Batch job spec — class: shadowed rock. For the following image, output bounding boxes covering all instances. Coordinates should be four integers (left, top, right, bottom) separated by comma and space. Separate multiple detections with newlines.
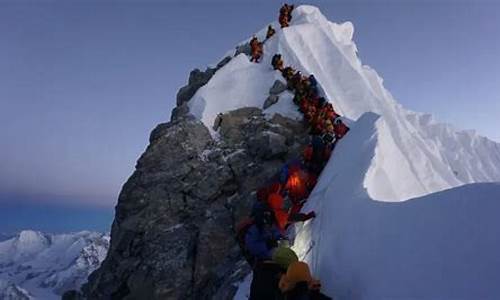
81, 107, 309, 299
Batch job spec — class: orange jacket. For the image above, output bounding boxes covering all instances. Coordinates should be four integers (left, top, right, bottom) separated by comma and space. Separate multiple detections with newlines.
285, 170, 309, 202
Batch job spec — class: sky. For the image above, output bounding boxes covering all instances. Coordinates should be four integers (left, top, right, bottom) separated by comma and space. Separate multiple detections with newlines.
1, 0, 499, 232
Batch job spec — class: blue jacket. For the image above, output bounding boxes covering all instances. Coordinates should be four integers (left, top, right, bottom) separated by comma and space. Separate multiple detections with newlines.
245, 224, 283, 260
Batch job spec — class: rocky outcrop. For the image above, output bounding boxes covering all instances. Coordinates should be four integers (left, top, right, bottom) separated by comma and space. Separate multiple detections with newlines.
263, 94, 279, 109
81, 107, 309, 299
263, 80, 287, 109
171, 56, 233, 122
269, 80, 287, 95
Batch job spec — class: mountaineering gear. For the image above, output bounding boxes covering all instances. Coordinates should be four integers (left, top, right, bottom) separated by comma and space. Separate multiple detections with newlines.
250, 37, 263, 63
279, 4, 294, 28
279, 261, 323, 293
266, 25, 276, 39
245, 223, 283, 260
241, 17, 352, 293
279, 13, 289, 28
267, 193, 289, 231
272, 247, 299, 270
236, 216, 257, 265
321, 132, 336, 145
290, 71, 302, 90
249, 261, 285, 300
281, 282, 332, 300
253, 203, 276, 228
285, 169, 309, 202
257, 182, 283, 202
333, 118, 350, 139
309, 135, 327, 174
289, 211, 316, 223
303, 145, 313, 161
282, 66, 295, 80
279, 261, 314, 290
272, 54, 284, 71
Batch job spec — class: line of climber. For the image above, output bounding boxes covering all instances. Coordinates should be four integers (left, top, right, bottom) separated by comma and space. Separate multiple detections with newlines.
249, 3, 294, 63
236, 4, 351, 299
273, 55, 350, 173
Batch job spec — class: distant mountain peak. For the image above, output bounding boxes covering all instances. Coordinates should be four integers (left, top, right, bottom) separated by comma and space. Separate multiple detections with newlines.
0, 231, 109, 299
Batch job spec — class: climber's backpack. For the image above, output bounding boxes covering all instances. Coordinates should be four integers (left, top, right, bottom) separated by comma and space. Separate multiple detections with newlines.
235, 216, 256, 266
322, 132, 336, 144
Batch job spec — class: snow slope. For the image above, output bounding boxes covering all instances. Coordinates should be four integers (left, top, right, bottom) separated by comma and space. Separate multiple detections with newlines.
0, 230, 109, 300
293, 113, 500, 299
188, 5, 500, 202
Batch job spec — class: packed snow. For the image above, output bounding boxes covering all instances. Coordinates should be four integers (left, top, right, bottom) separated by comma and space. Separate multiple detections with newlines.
293, 113, 500, 299
0, 230, 109, 300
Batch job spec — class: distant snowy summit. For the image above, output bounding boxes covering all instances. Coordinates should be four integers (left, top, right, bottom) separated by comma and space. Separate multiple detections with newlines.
0, 230, 109, 300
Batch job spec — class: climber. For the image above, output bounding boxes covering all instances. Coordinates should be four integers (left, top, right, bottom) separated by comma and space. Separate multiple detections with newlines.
272, 54, 284, 71
279, 13, 289, 28
257, 181, 283, 203
236, 216, 257, 265
285, 167, 310, 203
303, 144, 314, 162
282, 66, 295, 81
307, 74, 319, 97
266, 25, 276, 40
299, 97, 310, 113
279, 4, 294, 28
250, 37, 263, 63
309, 135, 327, 174
289, 71, 303, 90
249, 247, 299, 300
279, 160, 316, 205
305, 104, 317, 124
267, 193, 290, 231
267, 192, 316, 233
245, 207, 283, 261
328, 104, 340, 120
279, 261, 332, 300
333, 117, 350, 139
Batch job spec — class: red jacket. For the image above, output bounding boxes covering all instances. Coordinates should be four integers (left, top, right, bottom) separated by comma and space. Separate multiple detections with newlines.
267, 193, 289, 231
257, 182, 282, 202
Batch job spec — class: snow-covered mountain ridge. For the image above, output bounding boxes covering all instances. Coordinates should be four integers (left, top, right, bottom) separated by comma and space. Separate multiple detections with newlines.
0, 230, 109, 300
79, 4, 500, 299
189, 5, 500, 202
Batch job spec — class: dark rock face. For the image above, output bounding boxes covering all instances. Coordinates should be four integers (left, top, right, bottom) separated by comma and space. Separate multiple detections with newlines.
82, 108, 309, 299
176, 68, 216, 107
263, 94, 280, 109
172, 56, 233, 122
235, 43, 251, 57
269, 80, 287, 95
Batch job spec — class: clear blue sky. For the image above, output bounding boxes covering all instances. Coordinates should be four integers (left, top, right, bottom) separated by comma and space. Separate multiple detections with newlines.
1, 0, 499, 232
